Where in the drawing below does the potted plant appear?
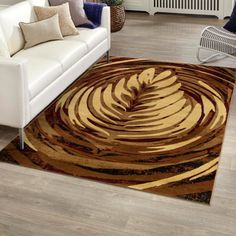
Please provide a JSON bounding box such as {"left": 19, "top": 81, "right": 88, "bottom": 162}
{"left": 101, "top": 0, "right": 125, "bottom": 32}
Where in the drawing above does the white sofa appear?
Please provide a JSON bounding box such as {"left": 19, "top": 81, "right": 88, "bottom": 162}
{"left": 0, "top": 0, "right": 110, "bottom": 149}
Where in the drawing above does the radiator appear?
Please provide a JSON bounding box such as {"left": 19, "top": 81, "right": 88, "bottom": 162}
{"left": 150, "top": 0, "right": 224, "bottom": 19}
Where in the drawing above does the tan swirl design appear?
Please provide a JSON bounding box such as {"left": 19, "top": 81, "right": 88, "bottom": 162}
{"left": 55, "top": 67, "right": 225, "bottom": 155}
{"left": 1, "top": 58, "right": 235, "bottom": 204}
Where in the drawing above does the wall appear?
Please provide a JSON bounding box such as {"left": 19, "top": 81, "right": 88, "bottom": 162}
{"left": 0, "top": 0, "right": 24, "bottom": 4}
{"left": 0, "top": 0, "right": 100, "bottom": 3}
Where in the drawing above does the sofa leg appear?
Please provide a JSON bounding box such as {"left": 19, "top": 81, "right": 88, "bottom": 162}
{"left": 106, "top": 51, "right": 110, "bottom": 63}
{"left": 19, "top": 128, "right": 25, "bottom": 150}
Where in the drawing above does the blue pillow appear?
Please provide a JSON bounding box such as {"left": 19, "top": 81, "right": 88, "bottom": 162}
{"left": 224, "top": 3, "right": 236, "bottom": 32}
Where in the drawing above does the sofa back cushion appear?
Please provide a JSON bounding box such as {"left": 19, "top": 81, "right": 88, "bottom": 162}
{"left": 0, "top": 26, "right": 10, "bottom": 57}
{"left": 28, "top": 0, "right": 50, "bottom": 7}
{"left": 0, "top": 1, "right": 35, "bottom": 55}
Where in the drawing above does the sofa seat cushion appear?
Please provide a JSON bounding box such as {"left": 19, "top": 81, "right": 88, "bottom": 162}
{"left": 12, "top": 55, "right": 63, "bottom": 100}
{"left": 14, "top": 40, "right": 88, "bottom": 71}
{"left": 64, "top": 27, "right": 107, "bottom": 51}
{"left": 13, "top": 40, "right": 88, "bottom": 100}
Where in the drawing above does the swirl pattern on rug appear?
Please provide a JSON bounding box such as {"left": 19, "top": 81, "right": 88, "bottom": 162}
{"left": 0, "top": 57, "right": 235, "bottom": 203}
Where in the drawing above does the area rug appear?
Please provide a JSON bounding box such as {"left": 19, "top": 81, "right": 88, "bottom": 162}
{"left": 0, "top": 57, "right": 235, "bottom": 204}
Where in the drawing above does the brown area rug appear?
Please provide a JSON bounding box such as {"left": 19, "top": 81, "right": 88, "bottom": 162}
{"left": 1, "top": 57, "right": 235, "bottom": 204}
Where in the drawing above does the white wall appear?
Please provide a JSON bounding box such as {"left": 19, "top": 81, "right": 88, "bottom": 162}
{"left": 0, "top": 0, "right": 24, "bottom": 4}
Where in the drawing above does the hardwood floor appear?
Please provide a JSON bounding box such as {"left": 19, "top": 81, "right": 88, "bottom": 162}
{"left": 110, "top": 12, "right": 236, "bottom": 68}
{"left": 0, "top": 12, "right": 236, "bottom": 236}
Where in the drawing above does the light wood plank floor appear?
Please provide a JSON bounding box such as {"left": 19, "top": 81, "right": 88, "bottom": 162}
{"left": 111, "top": 12, "right": 235, "bottom": 67}
{"left": 0, "top": 13, "right": 236, "bottom": 236}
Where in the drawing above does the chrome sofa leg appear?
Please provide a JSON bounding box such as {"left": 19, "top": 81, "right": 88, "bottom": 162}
{"left": 106, "top": 51, "right": 110, "bottom": 63}
{"left": 19, "top": 128, "right": 25, "bottom": 150}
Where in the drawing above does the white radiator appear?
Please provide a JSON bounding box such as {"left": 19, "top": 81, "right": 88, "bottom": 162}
{"left": 149, "top": 0, "right": 224, "bottom": 19}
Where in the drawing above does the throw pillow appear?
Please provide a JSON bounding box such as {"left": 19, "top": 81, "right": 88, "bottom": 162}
{"left": 49, "top": 0, "right": 93, "bottom": 27}
{"left": 224, "top": 3, "right": 236, "bottom": 32}
{"left": 19, "top": 14, "right": 63, "bottom": 49}
{"left": 34, "top": 3, "right": 79, "bottom": 36}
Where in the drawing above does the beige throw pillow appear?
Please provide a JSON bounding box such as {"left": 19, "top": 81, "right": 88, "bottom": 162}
{"left": 19, "top": 14, "right": 63, "bottom": 49}
{"left": 34, "top": 3, "right": 79, "bottom": 37}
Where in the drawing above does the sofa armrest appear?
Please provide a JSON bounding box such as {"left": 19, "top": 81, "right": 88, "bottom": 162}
{"left": 0, "top": 57, "right": 29, "bottom": 128}
{"left": 83, "top": 3, "right": 111, "bottom": 49}
{"left": 101, "top": 6, "right": 111, "bottom": 49}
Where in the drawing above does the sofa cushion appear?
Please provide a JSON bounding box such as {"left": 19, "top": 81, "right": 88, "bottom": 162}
{"left": 0, "top": 1, "right": 35, "bottom": 55}
{"left": 64, "top": 27, "right": 107, "bottom": 51}
{"left": 34, "top": 3, "right": 79, "bottom": 36}
{"left": 0, "top": 26, "right": 10, "bottom": 57}
{"left": 28, "top": 0, "right": 50, "bottom": 7}
{"left": 14, "top": 40, "right": 88, "bottom": 71}
{"left": 49, "top": 0, "right": 92, "bottom": 27}
{"left": 19, "top": 14, "right": 63, "bottom": 49}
